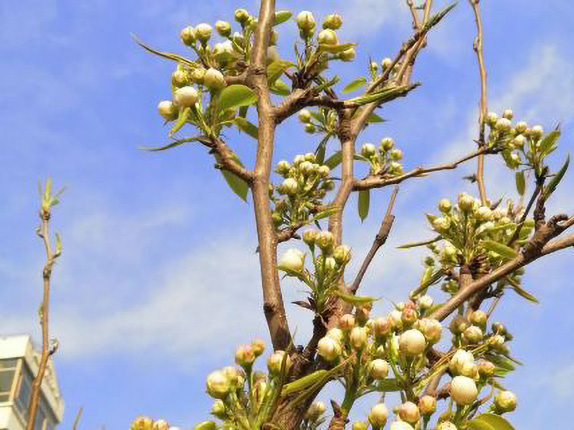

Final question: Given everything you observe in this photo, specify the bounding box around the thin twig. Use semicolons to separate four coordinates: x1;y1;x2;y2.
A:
406;0;422;29
350;187;399;293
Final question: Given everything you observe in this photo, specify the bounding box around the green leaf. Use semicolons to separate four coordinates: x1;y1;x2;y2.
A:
217;85;257;111
312;206;338;221
270;79;291;96
267;60;294;84
133;35;197;68
397;236;442;249
318;42;356;54
170;107;192;136
482;240;517;259
215;154;249;201
366;113;385;123
543;154;570;200
538;127;560;157
315;135;331;164
281;370;328;396
467;413;516;430
342;77;367;94
358;189;370;221
507;279;539;303
515;171;525;195
139;136;201;151
348;84;416;107
234;117;259;139
324;151;343;169
54;233;63;257
334;289;378;306
274;10;292;25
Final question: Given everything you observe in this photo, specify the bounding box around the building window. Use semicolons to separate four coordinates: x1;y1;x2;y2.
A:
0;359;18;403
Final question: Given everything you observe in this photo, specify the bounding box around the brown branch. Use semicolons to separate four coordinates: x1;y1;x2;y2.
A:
350;187;399;294
353;147;497;191
469;0;489;204
430;216;574;321
406;0;422;29
249;0;292;351
210;136;255;183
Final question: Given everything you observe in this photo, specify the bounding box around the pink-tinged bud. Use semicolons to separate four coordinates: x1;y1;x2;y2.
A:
389;422;414;430
449;315;470;335
402;307;418;325
235;345;255;367
398;402;420;424
305;401;326;421
323;13;343;30
515;121;528;133
206;370;230;399
327;328;344;343
339;314;356;331
317;29;338;45
399;329;426;356
234;9;250;24
131;417;154;430
158;101;178;121
180;26;196;46
315;230;335;251
267;350;291;374
278;248;305;272
204;68;226;90
368;359;389;379
333;245;352;264
195;23;212;44
368;403;388;427
215;20;231;37
437;422;457;430
462;325;483;344
210;400;226;418
450;376;478;405
494;390;517;413
373;317;391;338
317;336;342;361
350;327;368;349
418;395;437;416
352;422;368;430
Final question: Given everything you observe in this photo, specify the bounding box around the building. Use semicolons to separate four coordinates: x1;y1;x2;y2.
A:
0;336;64;430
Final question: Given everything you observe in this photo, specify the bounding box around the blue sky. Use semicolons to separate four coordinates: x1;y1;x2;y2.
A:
1;0;573;428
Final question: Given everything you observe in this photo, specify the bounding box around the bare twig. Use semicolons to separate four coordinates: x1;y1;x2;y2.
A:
72;407;84;430
406;0;422;29
350;187;399;293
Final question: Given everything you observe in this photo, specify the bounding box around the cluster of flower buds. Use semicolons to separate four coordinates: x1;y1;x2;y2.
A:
278;230;352;311
298;107;339;135
368;57;401;81
360;137;404;177
130;417;180;430
295;11;355;61
271;153;334;229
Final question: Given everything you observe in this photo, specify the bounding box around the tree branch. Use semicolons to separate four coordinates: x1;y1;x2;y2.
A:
209;136;255;183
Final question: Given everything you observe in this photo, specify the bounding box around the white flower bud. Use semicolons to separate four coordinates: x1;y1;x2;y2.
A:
515;121;528;133
368;359;389;379
195;23;212;43
317;336;341;361
206;370;230;398
326;328;344;343
280;177;298;194
389;422;414;430
450;376;478;405
389;309;403;330
204;68;227;90
276;160;291;174
458;193;475;211
215;20;231;37
437;422;457;430
449;349;474;375
317;29;338;45
173;86;199;107
438;198;452;213
494;390;517;412
210;399;226;418
361;143;377;157
418;395;437;416
302;229;317;246
299;160;314;173
235;345;255;366
180;26;196;46
417;318;442;344
324;257;336;271
495;118;512;131
323;14;343;30
388;161;403;174
158;100;178;121
380;137;395;151
278;248;305;272
399;329;426;356
368;403;388;427
486;112;498;125
418;295;434;310
390;149;403;160
462;325;483;344
398;402;420;424
296;11;316;33
512;135;526;149
315;230;334;251
432;217;451;232
234;9;250;24
305;401;326;421
153;419;170;430
381;57;393;70
475;206;493;221
350;326;368;349
251;338;266;356
318;165;330;178
531;125;544;139
333;245;351;265
339;47;356;62
502;109;514;120
190;67;206;84
298;109;312;123
267;350;291;374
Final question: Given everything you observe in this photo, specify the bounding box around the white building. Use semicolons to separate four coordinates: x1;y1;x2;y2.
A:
0;336;64;430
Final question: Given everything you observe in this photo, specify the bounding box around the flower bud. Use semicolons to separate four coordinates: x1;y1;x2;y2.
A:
305;401;326;421
278;248;305;272
180;26;196;46
173;86;199;107
317;336;341;361
339;48;356;62
353;422;368;430
368;359;389;379
215;20;231;37
381;57;393;70
373;316;391;338
350;326;368;349
158;101;178;121
195;23;212;44
418;395;437;416
361;143;377;157
318;165;330;177
531;125;544;139
305;123;316;133
333;245;351;265
388;161;403;175
297;11;316;34
327;328;344;343
250;338;265;357
450;315;470;335
204;68;227;90
462;325;483;344
389;310;403;330
206;370;230;398
298;109;312;123
477;359;495;378
317;29;338;45
235;345;255;367
380;137;395;151
234;9;250;24
450;376;478;405
399;329;426;356
315;230;335;251
502;109;514;120
489;334;506;350
491;322;506;334
398;402;420;424
449;349;474;375
131;417;154;430
300;160;314;174
515;121;528;133
494;390;517;413
458;193;475;212
276;160;291;175
172;70;189;87
438;198;452;213
390;149;403;160
302;229;317;246
194;422;216;430
213;41;234;63
280;177;298;194
339;314;356;331
389;422;414;430
190;67;206;84
418;295;434;310
368;403;388;427
512;135;526;149
323;13;343;30
267;350;291;374
470;310;487;326
486;112;498;125
417;318;442;344
210;399;226;419
459;361;478;379
432;217;451;232
437;422;457;430
401;307;418;326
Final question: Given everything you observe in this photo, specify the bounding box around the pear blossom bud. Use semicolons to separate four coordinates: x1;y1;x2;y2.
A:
298;109;312;123
531;125;544;139
305;123;316;133
317;29;338;45
477;359;495;378
278;248;305;272
251;338;265;356
213;41;234;61
458;193;475;211
380;137;395;151
323;180;335;191
190;67;206;84
494;390;517;412
210;400;226;418
333;245;351;264
276;160;291;175
339;48;356;62
323;13;343;30
131;417;154;430
267;350;291;374
350;326;368;349
399;329;426;356
398;402;420;424
389;310;403;330
317;336;341;361
327;328;344;343
486;112;498;125
222;366;241;385
390;149;403;160
215;20;231;37
470;310;487;326
450;376;478;405
502;109;514;120
515;121;528;133
418;295;433;310
194;422;216;430
462;325;483;344
402;308;418;325
180;26;196;46
297;11;316;33
302;229;317;247
172;70;189;87
339;314;356;331
389;422;414;430
326;257;338;273
490;334;506;349
432;217;451;232
300;160;314;173
318;165;330;177
459;361;478;379
368;359;389;379
353;422;368;430
417;318;442;344
234;9;250;24
381;57;393;70
450;315;470;335
158;101;178;121
373;316;391;338
235;345;255;366
195;23;212;43
388;161;403;174
305;401;326;421
368;403;388;427
315;230;335;251
437;422;457;430
512;135;526;149
418;395;437;416
206;370;230;398
173;86;199;107
492;322;506;334
449;349;474;375
361;143;377;157
204;68;226;90
438;198;452;213
280;177;298;194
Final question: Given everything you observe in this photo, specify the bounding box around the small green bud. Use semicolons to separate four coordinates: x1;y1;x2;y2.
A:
173;86;199;107
361;143;377;157
317;29;338;45
234;9;250;24
502;109;514;120
296;11;316;34
494;390;517;412
323;13;343;30
298;109;312;123
390;149;403;160
333;245;351;264
180;26;196;46
206;370;230;399
368;403;388;427
339;47;356;62
438;198;452;213
195;23;213;44
204;68;227;90
158;101;178;121
215;20;231;37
